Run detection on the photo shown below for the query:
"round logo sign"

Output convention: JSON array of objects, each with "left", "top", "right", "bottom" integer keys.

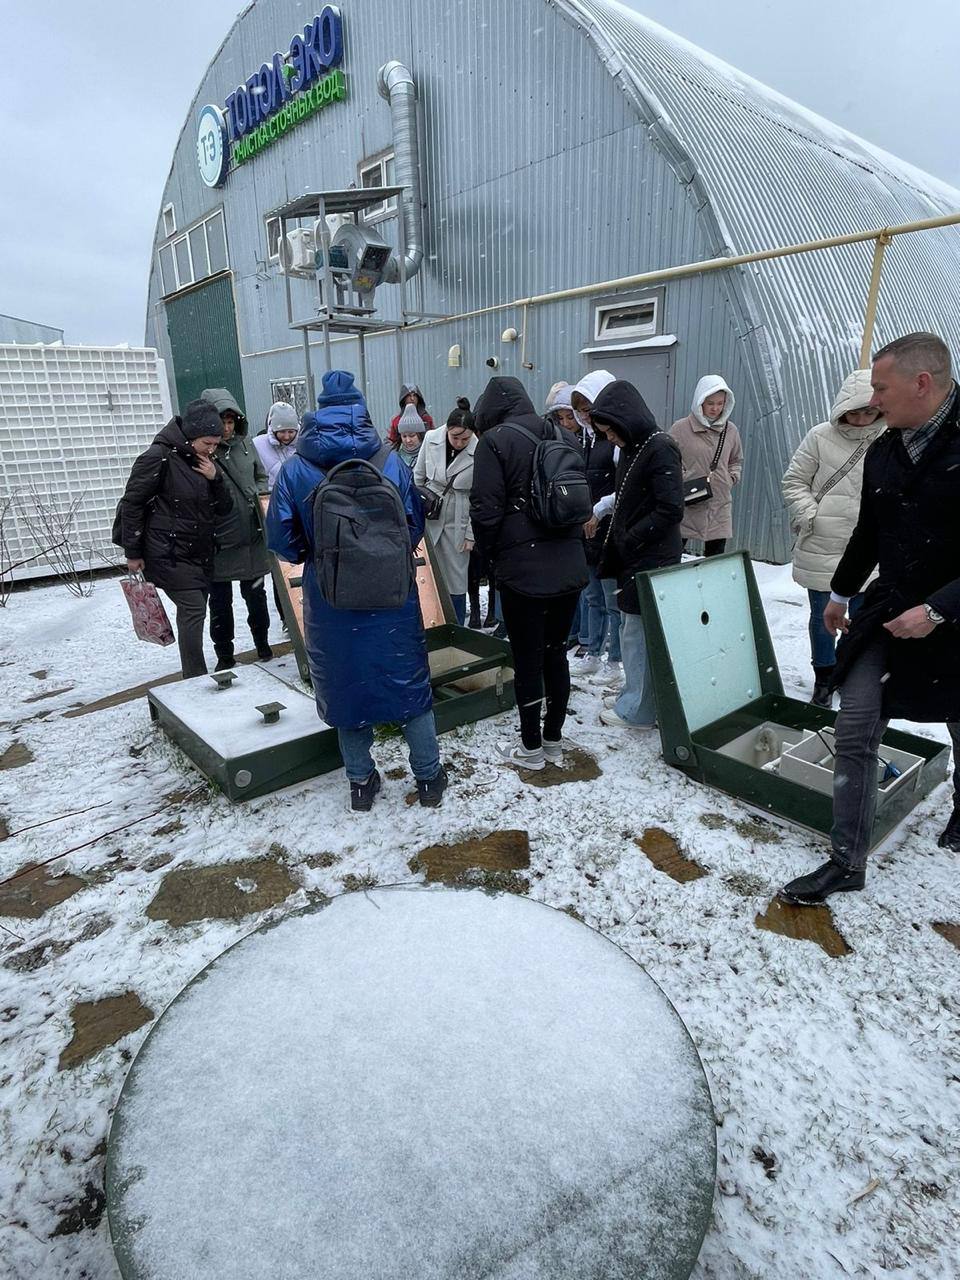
[{"left": 196, "top": 104, "right": 229, "bottom": 188}]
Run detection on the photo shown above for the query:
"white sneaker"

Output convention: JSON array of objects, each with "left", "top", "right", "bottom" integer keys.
[
  {"left": 497, "top": 740, "right": 545, "bottom": 770},
  {"left": 599, "top": 707, "right": 656, "bottom": 730},
  {"left": 542, "top": 737, "right": 564, "bottom": 765},
  {"left": 573, "top": 654, "right": 601, "bottom": 675},
  {"left": 602, "top": 693, "right": 618, "bottom": 708},
  {"left": 591, "top": 660, "right": 622, "bottom": 687}
]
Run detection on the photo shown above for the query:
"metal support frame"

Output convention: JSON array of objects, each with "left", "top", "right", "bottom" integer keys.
[{"left": 860, "top": 231, "right": 893, "bottom": 367}]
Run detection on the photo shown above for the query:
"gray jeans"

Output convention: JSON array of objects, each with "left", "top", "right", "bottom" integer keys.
[
  {"left": 832, "top": 635, "right": 960, "bottom": 869},
  {"left": 163, "top": 588, "right": 209, "bottom": 679}
]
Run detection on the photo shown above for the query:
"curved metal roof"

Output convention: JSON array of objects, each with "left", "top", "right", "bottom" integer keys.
[
  {"left": 555, "top": 0, "right": 960, "bottom": 551},
  {"left": 556, "top": 1, "right": 960, "bottom": 351}
]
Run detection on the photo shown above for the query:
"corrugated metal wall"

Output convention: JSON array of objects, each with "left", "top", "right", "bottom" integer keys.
[{"left": 146, "top": 0, "right": 960, "bottom": 562}]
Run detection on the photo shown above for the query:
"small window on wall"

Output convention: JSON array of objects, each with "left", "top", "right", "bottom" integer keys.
[
  {"left": 594, "top": 297, "right": 658, "bottom": 342},
  {"left": 359, "top": 152, "right": 399, "bottom": 221},
  {"left": 266, "top": 216, "right": 282, "bottom": 262},
  {"left": 162, "top": 203, "right": 176, "bottom": 237},
  {"left": 157, "top": 209, "right": 230, "bottom": 297},
  {"left": 270, "top": 378, "right": 308, "bottom": 421},
  {"left": 205, "top": 211, "right": 228, "bottom": 274}
]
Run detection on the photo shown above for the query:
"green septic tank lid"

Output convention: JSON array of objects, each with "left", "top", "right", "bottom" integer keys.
[
  {"left": 639, "top": 553, "right": 784, "bottom": 749},
  {"left": 107, "top": 887, "right": 716, "bottom": 1280}
]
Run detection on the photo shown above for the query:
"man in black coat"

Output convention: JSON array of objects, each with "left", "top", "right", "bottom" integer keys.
[
  {"left": 589, "top": 380, "right": 684, "bottom": 730},
  {"left": 114, "top": 400, "right": 232, "bottom": 678},
  {"left": 470, "top": 376, "right": 589, "bottom": 770},
  {"left": 781, "top": 333, "right": 960, "bottom": 905}
]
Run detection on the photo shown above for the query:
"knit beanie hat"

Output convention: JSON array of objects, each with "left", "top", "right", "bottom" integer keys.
[
  {"left": 181, "top": 400, "right": 224, "bottom": 440},
  {"left": 398, "top": 403, "right": 427, "bottom": 435},
  {"left": 267, "top": 402, "right": 300, "bottom": 435}
]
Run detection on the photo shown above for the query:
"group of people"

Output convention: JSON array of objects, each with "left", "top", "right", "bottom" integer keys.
[{"left": 115, "top": 331, "right": 960, "bottom": 905}]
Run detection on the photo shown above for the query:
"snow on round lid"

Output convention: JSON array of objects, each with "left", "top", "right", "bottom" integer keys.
[{"left": 107, "top": 887, "right": 715, "bottom": 1280}]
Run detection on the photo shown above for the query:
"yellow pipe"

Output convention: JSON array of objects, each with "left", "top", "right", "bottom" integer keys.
[
  {"left": 859, "top": 232, "right": 893, "bottom": 367},
  {"left": 236, "top": 210, "right": 960, "bottom": 358}
]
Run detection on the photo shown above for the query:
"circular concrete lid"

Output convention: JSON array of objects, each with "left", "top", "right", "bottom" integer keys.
[{"left": 107, "top": 886, "right": 715, "bottom": 1279}]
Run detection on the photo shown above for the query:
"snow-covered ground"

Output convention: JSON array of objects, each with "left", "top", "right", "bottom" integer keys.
[{"left": 1, "top": 564, "right": 957, "bottom": 1280}]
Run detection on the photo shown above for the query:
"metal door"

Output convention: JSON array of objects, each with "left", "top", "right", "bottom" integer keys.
[
  {"left": 165, "top": 275, "right": 245, "bottom": 413},
  {"left": 586, "top": 347, "right": 674, "bottom": 427}
]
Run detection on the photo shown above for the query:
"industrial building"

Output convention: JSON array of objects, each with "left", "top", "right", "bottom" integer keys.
[{"left": 146, "top": 0, "right": 960, "bottom": 559}]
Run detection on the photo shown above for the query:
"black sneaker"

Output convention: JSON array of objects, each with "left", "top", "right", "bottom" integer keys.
[
  {"left": 778, "top": 859, "right": 865, "bottom": 906},
  {"left": 350, "top": 770, "right": 382, "bottom": 812},
  {"left": 214, "top": 654, "right": 235, "bottom": 672},
  {"left": 492, "top": 622, "right": 508, "bottom": 640},
  {"left": 937, "top": 805, "right": 960, "bottom": 851},
  {"left": 417, "top": 766, "right": 448, "bottom": 808}
]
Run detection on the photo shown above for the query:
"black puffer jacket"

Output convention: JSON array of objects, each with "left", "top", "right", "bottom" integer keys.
[
  {"left": 831, "top": 388, "right": 960, "bottom": 720},
  {"left": 581, "top": 429, "right": 617, "bottom": 567},
  {"left": 470, "top": 377, "right": 588, "bottom": 597},
  {"left": 114, "top": 418, "right": 233, "bottom": 592},
  {"left": 593, "top": 381, "right": 684, "bottom": 614}
]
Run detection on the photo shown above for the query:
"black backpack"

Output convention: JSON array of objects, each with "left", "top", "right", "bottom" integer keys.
[
  {"left": 311, "top": 443, "right": 415, "bottom": 610},
  {"left": 503, "top": 421, "right": 593, "bottom": 529}
]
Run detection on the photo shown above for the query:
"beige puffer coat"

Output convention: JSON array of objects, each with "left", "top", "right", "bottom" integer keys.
[
  {"left": 782, "top": 369, "right": 886, "bottom": 591},
  {"left": 669, "top": 375, "right": 743, "bottom": 541}
]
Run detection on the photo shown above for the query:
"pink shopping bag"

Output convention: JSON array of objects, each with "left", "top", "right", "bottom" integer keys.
[{"left": 120, "top": 574, "right": 176, "bottom": 646}]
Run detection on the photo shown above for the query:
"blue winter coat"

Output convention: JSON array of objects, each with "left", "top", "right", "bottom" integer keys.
[{"left": 266, "top": 381, "right": 432, "bottom": 730}]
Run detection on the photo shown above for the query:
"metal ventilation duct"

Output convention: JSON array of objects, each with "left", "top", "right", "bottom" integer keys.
[{"left": 377, "top": 60, "right": 424, "bottom": 285}]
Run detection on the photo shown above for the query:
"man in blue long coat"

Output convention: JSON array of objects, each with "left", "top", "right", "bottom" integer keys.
[{"left": 266, "top": 370, "right": 447, "bottom": 811}]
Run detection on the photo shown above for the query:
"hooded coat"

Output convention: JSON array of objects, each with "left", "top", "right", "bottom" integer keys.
[
  {"left": 668, "top": 375, "right": 743, "bottom": 542},
  {"left": 782, "top": 370, "right": 887, "bottom": 591},
  {"left": 253, "top": 402, "right": 300, "bottom": 491},
  {"left": 593, "top": 380, "right": 684, "bottom": 613},
  {"left": 265, "top": 371, "right": 432, "bottom": 730},
  {"left": 469, "top": 377, "right": 588, "bottom": 597},
  {"left": 200, "top": 388, "right": 271, "bottom": 582},
  {"left": 113, "top": 417, "right": 233, "bottom": 592},
  {"left": 388, "top": 383, "right": 435, "bottom": 445},
  {"left": 830, "top": 385, "right": 960, "bottom": 721}
]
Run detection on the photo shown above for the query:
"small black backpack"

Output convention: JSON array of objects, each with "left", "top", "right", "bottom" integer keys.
[
  {"left": 311, "top": 443, "right": 415, "bottom": 610},
  {"left": 503, "top": 421, "right": 593, "bottom": 529}
]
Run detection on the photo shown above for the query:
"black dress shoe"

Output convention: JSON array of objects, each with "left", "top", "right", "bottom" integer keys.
[
  {"left": 778, "top": 859, "right": 865, "bottom": 906},
  {"left": 256, "top": 644, "right": 274, "bottom": 661},
  {"left": 350, "top": 770, "right": 382, "bottom": 812},
  {"left": 417, "top": 766, "right": 448, "bottom": 808},
  {"left": 468, "top": 610, "right": 481, "bottom": 629},
  {"left": 938, "top": 805, "right": 960, "bottom": 851},
  {"left": 214, "top": 654, "right": 235, "bottom": 672}
]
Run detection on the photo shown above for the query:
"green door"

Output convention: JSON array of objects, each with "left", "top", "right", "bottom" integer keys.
[{"left": 165, "top": 274, "right": 245, "bottom": 413}]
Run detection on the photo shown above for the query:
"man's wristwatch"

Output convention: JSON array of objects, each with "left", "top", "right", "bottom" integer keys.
[{"left": 923, "top": 603, "right": 945, "bottom": 625}]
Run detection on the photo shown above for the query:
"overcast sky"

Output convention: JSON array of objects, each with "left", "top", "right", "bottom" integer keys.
[{"left": 2, "top": 0, "right": 958, "bottom": 347}]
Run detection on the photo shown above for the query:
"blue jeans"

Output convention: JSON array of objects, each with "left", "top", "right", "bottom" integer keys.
[
  {"left": 831, "top": 635, "right": 960, "bottom": 869},
  {"left": 451, "top": 593, "right": 467, "bottom": 625},
  {"left": 567, "top": 591, "right": 589, "bottom": 645},
  {"left": 807, "top": 589, "right": 863, "bottom": 670},
  {"left": 584, "top": 567, "right": 622, "bottom": 660},
  {"left": 337, "top": 709, "right": 441, "bottom": 783},
  {"left": 614, "top": 612, "right": 657, "bottom": 726}
]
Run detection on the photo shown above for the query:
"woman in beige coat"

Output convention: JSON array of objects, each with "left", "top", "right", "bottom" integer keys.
[
  {"left": 413, "top": 402, "right": 477, "bottom": 624},
  {"left": 669, "top": 374, "right": 743, "bottom": 554},
  {"left": 782, "top": 368, "right": 885, "bottom": 705}
]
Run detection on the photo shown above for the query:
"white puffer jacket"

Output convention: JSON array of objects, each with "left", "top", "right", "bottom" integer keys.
[{"left": 782, "top": 369, "right": 886, "bottom": 591}]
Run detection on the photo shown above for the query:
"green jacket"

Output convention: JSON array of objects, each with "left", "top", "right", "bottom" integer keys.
[{"left": 200, "top": 388, "right": 271, "bottom": 582}]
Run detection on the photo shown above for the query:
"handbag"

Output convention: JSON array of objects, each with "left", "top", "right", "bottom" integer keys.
[
  {"left": 120, "top": 574, "right": 176, "bottom": 647},
  {"left": 683, "top": 426, "right": 728, "bottom": 506},
  {"left": 419, "top": 477, "right": 454, "bottom": 521}
]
